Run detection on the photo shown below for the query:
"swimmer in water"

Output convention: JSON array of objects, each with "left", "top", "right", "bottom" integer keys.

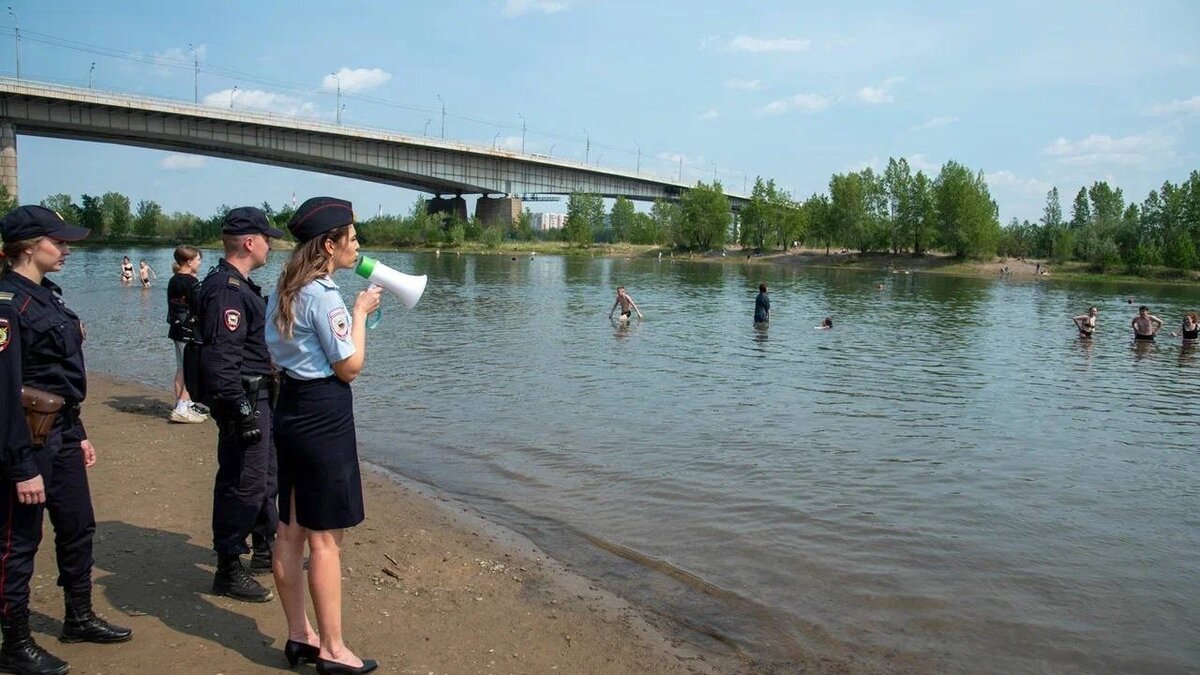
[
  {"left": 1131, "top": 306, "right": 1164, "bottom": 341},
  {"left": 1072, "top": 306, "right": 1098, "bottom": 338},
  {"left": 816, "top": 317, "right": 832, "bottom": 330},
  {"left": 608, "top": 285, "right": 643, "bottom": 322},
  {"left": 1170, "top": 311, "right": 1198, "bottom": 341}
]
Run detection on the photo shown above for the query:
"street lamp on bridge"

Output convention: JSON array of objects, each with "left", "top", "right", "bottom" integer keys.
[
  {"left": 88, "top": 62, "right": 95, "bottom": 89},
  {"left": 635, "top": 142, "right": 641, "bottom": 174},
  {"left": 229, "top": 85, "right": 238, "bottom": 109},
  {"left": 436, "top": 94, "right": 445, "bottom": 139},
  {"left": 492, "top": 132, "right": 500, "bottom": 150},
  {"left": 583, "top": 128, "right": 589, "bottom": 164},
  {"left": 423, "top": 118, "right": 431, "bottom": 137},
  {"left": 518, "top": 112, "right": 525, "bottom": 153},
  {"left": 7, "top": 6, "right": 19, "bottom": 80},
  {"left": 187, "top": 43, "right": 199, "bottom": 104},
  {"left": 330, "top": 72, "right": 341, "bottom": 124}
]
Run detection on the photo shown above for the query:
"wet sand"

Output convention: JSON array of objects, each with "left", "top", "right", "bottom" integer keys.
[{"left": 29, "top": 374, "right": 747, "bottom": 674}]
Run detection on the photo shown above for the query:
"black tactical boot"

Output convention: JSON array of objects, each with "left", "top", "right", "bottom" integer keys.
[
  {"left": 60, "top": 591, "right": 132, "bottom": 644},
  {"left": 0, "top": 608, "right": 69, "bottom": 675},
  {"left": 213, "top": 555, "right": 273, "bottom": 602},
  {"left": 249, "top": 535, "right": 274, "bottom": 577}
]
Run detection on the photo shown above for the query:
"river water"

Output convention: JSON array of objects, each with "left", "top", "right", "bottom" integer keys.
[{"left": 59, "top": 248, "right": 1198, "bottom": 674}]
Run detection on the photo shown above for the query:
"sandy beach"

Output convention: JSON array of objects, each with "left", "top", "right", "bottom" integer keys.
[{"left": 25, "top": 374, "right": 748, "bottom": 674}]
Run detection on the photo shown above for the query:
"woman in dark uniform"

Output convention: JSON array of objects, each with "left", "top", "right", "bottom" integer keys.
[
  {"left": 265, "top": 197, "right": 381, "bottom": 675},
  {"left": 0, "top": 206, "right": 132, "bottom": 675}
]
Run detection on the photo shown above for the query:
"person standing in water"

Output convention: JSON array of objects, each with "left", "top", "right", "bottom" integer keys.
[
  {"left": 1131, "top": 306, "right": 1164, "bottom": 341},
  {"left": 1072, "top": 306, "right": 1098, "bottom": 338},
  {"left": 1171, "top": 311, "right": 1198, "bottom": 342},
  {"left": 608, "top": 286, "right": 643, "bottom": 321},
  {"left": 754, "top": 284, "right": 770, "bottom": 326},
  {"left": 120, "top": 256, "right": 133, "bottom": 286}
]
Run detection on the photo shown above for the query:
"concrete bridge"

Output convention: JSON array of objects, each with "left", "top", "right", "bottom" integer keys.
[{"left": 0, "top": 78, "right": 747, "bottom": 224}]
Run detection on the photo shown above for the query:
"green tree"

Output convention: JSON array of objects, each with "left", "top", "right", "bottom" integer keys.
[
  {"left": 609, "top": 196, "right": 636, "bottom": 243},
  {"left": 134, "top": 199, "right": 162, "bottom": 238},
  {"left": 1088, "top": 181, "right": 1124, "bottom": 224},
  {"left": 933, "top": 161, "right": 1000, "bottom": 259},
  {"left": 804, "top": 193, "right": 834, "bottom": 253},
  {"left": 0, "top": 185, "right": 14, "bottom": 215},
  {"left": 737, "top": 177, "right": 772, "bottom": 251},
  {"left": 628, "top": 212, "right": 659, "bottom": 244},
  {"left": 910, "top": 171, "right": 935, "bottom": 255},
  {"left": 1041, "top": 187, "right": 1063, "bottom": 230},
  {"left": 678, "top": 181, "right": 730, "bottom": 250},
  {"left": 1069, "top": 187, "right": 1091, "bottom": 229},
  {"left": 40, "top": 194, "right": 82, "bottom": 224},
  {"left": 649, "top": 199, "right": 679, "bottom": 245},
  {"left": 884, "top": 157, "right": 913, "bottom": 254},
  {"left": 79, "top": 194, "right": 105, "bottom": 235},
  {"left": 100, "top": 191, "right": 132, "bottom": 238},
  {"left": 514, "top": 208, "right": 534, "bottom": 241},
  {"left": 564, "top": 192, "right": 602, "bottom": 247},
  {"left": 829, "top": 172, "right": 867, "bottom": 250}
]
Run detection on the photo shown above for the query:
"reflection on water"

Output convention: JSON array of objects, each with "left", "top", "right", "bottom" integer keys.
[{"left": 63, "top": 248, "right": 1199, "bottom": 674}]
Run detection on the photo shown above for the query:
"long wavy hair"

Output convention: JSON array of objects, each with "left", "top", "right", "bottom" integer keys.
[
  {"left": 273, "top": 225, "right": 352, "bottom": 339},
  {"left": 0, "top": 237, "right": 39, "bottom": 279}
]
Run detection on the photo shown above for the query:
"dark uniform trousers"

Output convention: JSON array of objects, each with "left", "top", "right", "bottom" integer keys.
[
  {"left": 0, "top": 411, "right": 94, "bottom": 617},
  {"left": 211, "top": 391, "right": 277, "bottom": 556}
]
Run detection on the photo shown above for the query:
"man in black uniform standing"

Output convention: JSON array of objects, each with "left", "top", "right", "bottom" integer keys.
[{"left": 195, "top": 207, "right": 282, "bottom": 603}]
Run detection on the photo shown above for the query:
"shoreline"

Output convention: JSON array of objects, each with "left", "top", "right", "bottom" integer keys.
[{"left": 43, "top": 373, "right": 749, "bottom": 674}]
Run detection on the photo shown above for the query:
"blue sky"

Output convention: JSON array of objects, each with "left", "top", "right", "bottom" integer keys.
[{"left": 5, "top": 0, "right": 1198, "bottom": 223}]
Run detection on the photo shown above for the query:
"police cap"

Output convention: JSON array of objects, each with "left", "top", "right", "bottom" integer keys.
[
  {"left": 0, "top": 205, "right": 90, "bottom": 243},
  {"left": 223, "top": 206, "right": 285, "bottom": 238},
  {"left": 288, "top": 197, "right": 354, "bottom": 243}
]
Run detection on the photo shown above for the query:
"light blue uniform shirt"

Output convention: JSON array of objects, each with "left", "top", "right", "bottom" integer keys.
[{"left": 266, "top": 277, "right": 356, "bottom": 380}]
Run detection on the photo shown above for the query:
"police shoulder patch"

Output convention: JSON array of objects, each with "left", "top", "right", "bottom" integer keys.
[
  {"left": 328, "top": 307, "right": 350, "bottom": 340},
  {"left": 224, "top": 309, "right": 241, "bottom": 332},
  {"left": 0, "top": 291, "right": 12, "bottom": 302},
  {"left": 227, "top": 277, "right": 242, "bottom": 287},
  {"left": 0, "top": 317, "right": 10, "bottom": 352}
]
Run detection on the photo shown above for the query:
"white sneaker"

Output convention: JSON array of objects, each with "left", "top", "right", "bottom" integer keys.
[
  {"left": 170, "top": 407, "right": 207, "bottom": 424},
  {"left": 189, "top": 402, "right": 210, "bottom": 416}
]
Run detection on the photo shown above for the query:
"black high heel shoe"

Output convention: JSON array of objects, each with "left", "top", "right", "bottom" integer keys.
[
  {"left": 314, "top": 657, "right": 379, "bottom": 674},
  {"left": 284, "top": 640, "right": 320, "bottom": 668}
]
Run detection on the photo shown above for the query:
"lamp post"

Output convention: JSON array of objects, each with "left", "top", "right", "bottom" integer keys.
[
  {"left": 187, "top": 43, "right": 199, "bottom": 104},
  {"left": 436, "top": 94, "right": 445, "bottom": 139},
  {"left": 330, "top": 72, "right": 341, "bottom": 124},
  {"left": 678, "top": 155, "right": 683, "bottom": 182},
  {"left": 549, "top": 143, "right": 555, "bottom": 158},
  {"left": 7, "top": 6, "right": 18, "bottom": 80},
  {"left": 230, "top": 85, "right": 238, "bottom": 109},
  {"left": 583, "top": 128, "right": 589, "bottom": 164},
  {"left": 423, "top": 118, "right": 431, "bottom": 136},
  {"left": 518, "top": 113, "right": 526, "bottom": 153},
  {"left": 492, "top": 132, "right": 500, "bottom": 150},
  {"left": 635, "top": 142, "right": 641, "bottom": 174},
  {"left": 88, "top": 62, "right": 95, "bottom": 89}
]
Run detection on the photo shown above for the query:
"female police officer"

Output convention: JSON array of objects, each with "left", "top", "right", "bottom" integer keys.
[
  {"left": 265, "top": 197, "right": 380, "bottom": 675},
  {"left": 0, "top": 206, "right": 131, "bottom": 675}
]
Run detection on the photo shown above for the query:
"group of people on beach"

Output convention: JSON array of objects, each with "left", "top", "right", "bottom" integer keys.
[
  {"left": 119, "top": 255, "right": 157, "bottom": 287},
  {"left": 1, "top": 199, "right": 383, "bottom": 674},
  {"left": 1072, "top": 304, "right": 1198, "bottom": 343}
]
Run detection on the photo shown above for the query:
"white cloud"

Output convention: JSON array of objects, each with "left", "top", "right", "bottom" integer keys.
[
  {"left": 913, "top": 115, "right": 958, "bottom": 130},
  {"left": 1043, "top": 133, "right": 1175, "bottom": 165},
  {"left": 985, "top": 170, "right": 1052, "bottom": 195},
  {"left": 502, "top": 0, "right": 567, "bottom": 16},
  {"left": 160, "top": 154, "right": 206, "bottom": 170},
  {"left": 150, "top": 44, "right": 206, "bottom": 76},
  {"left": 856, "top": 76, "right": 905, "bottom": 104},
  {"left": 758, "top": 93, "right": 831, "bottom": 115},
  {"left": 492, "top": 135, "right": 524, "bottom": 151},
  {"left": 203, "top": 88, "right": 317, "bottom": 117},
  {"left": 322, "top": 68, "right": 392, "bottom": 93},
  {"left": 728, "top": 35, "right": 811, "bottom": 53},
  {"left": 1149, "top": 95, "right": 1200, "bottom": 116},
  {"left": 725, "top": 78, "right": 763, "bottom": 90},
  {"left": 699, "top": 109, "right": 719, "bottom": 121},
  {"left": 856, "top": 86, "right": 891, "bottom": 104},
  {"left": 905, "top": 153, "right": 940, "bottom": 173}
]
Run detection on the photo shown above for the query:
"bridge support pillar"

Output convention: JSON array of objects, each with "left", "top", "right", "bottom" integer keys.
[
  {"left": 427, "top": 195, "right": 468, "bottom": 223},
  {"left": 0, "top": 122, "right": 16, "bottom": 203},
  {"left": 474, "top": 196, "right": 522, "bottom": 227}
]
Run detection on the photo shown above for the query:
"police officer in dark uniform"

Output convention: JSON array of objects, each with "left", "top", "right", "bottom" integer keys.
[
  {"left": 194, "top": 207, "right": 282, "bottom": 603},
  {"left": 0, "top": 206, "right": 132, "bottom": 675}
]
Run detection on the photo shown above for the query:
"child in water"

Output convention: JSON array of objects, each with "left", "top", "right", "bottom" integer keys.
[
  {"left": 139, "top": 260, "right": 158, "bottom": 287},
  {"left": 816, "top": 317, "right": 833, "bottom": 330}
]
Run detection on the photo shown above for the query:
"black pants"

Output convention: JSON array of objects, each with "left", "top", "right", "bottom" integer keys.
[
  {"left": 0, "top": 419, "right": 95, "bottom": 618},
  {"left": 211, "top": 394, "right": 278, "bottom": 556}
]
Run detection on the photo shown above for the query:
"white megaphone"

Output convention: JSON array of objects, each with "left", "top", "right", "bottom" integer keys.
[{"left": 355, "top": 256, "right": 427, "bottom": 328}]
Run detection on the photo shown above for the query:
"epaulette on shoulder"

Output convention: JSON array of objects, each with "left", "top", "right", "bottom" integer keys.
[
  {"left": 227, "top": 277, "right": 242, "bottom": 287},
  {"left": 0, "top": 291, "right": 12, "bottom": 302}
]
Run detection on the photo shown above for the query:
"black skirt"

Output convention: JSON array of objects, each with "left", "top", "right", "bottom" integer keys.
[{"left": 274, "top": 375, "right": 365, "bottom": 531}]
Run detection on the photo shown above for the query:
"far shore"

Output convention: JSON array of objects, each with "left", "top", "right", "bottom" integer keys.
[
  {"left": 37, "top": 374, "right": 752, "bottom": 674},
  {"left": 75, "top": 238, "right": 1200, "bottom": 285}
]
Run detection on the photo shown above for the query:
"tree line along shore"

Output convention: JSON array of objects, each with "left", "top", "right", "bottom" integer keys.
[{"left": 9, "top": 158, "right": 1198, "bottom": 281}]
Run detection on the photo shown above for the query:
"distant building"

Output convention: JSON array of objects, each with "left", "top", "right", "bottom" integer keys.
[{"left": 532, "top": 212, "right": 566, "bottom": 231}]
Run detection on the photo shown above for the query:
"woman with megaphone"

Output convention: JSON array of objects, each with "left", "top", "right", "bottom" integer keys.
[{"left": 265, "top": 197, "right": 381, "bottom": 675}]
